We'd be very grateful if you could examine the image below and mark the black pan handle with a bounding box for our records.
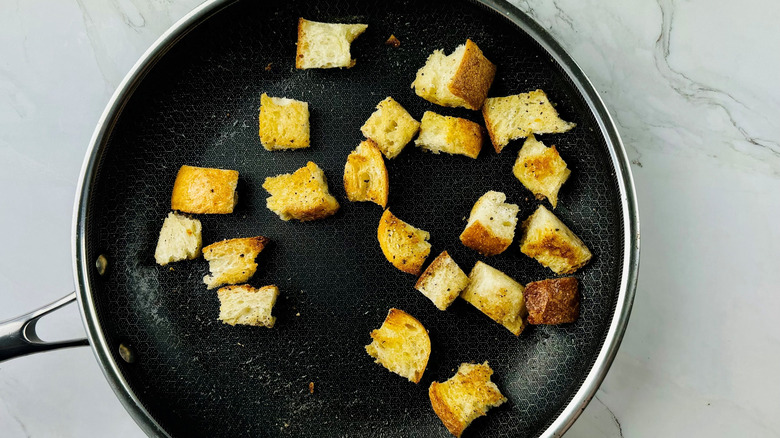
[0,292,89,362]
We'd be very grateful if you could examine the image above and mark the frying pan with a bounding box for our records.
[0,0,639,436]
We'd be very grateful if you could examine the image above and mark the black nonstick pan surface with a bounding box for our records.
[75,0,638,436]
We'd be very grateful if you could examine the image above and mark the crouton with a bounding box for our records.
[343,139,389,207]
[377,209,431,275]
[512,134,570,208]
[415,111,483,159]
[360,97,420,159]
[412,39,496,110]
[415,251,469,311]
[170,165,238,214]
[262,161,340,221]
[482,89,576,153]
[461,261,527,335]
[459,191,519,256]
[525,277,580,324]
[154,212,202,266]
[202,236,269,290]
[519,205,592,274]
[429,362,507,438]
[295,18,368,69]
[258,93,310,150]
[365,308,431,383]
[217,284,279,327]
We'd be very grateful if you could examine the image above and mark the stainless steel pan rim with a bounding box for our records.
[72,1,640,436]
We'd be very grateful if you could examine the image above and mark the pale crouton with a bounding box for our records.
[459,191,519,256]
[377,209,431,275]
[429,362,507,438]
[512,134,570,208]
[343,139,389,208]
[414,251,469,311]
[217,284,279,328]
[170,165,238,214]
[295,18,368,69]
[519,205,592,274]
[262,161,340,221]
[461,261,527,335]
[258,93,310,150]
[154,212,202,266]
[202,236,269,290]
[482,89,576,153]
[365,308,431,383]
[360,97,420,159]
[415,111,483,159]
[525,277,579,325]
[412,39,496,110]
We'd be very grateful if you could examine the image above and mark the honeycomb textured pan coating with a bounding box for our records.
[85,0,624,436]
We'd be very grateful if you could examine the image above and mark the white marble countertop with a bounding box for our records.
[1,1,778,436]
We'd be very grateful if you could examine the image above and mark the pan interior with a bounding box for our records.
[84,0,624,436]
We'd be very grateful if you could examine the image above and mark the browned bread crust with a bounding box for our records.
[448,39,497,110]
[377,209,431,275]
[170,165,238,214]
[459,221,509,256]
[525,277,579,324]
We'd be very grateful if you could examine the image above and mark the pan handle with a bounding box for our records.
[0,292,89,362]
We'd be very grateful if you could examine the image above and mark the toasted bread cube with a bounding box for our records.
[519,205,592,274]
[429,362,507,438]
[459,191,519,256]
[360,97,420,159]
[512,135,570,208]
[415,111,483,159]
[412,39,496,110]
[217,284,279,327]
[343,139,389,208]
[415,251,469,311]
[365,308,431,383]
[202,236,270,290]
[262,161,340,221]
[482,89,576,153]
[170,165,238,214]
[295,18,367,69]
[525,277,579,324]
[154,212,202,266]
[377,209,431,275]
[258,93,310,150]
[461,261,527,335]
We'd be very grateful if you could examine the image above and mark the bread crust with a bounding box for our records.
[377,209,431,275]
[525,277,579,324]
[170,165,238,214]
[448,39,497,110]
[343,139,389,207]
[459,221,511,256]
[295,17,306,69]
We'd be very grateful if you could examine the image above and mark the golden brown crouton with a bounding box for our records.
[525,277,580,324]
[415,111,483,159]
[343,139,389,208]
[377,209,431,275]
[461,261,527,335]
[460,191,519,256]
[170,165,238,214]
[360,97,421,159]
[262,161,340,221]
[415,251,469,311]
[412,39,496,110]
[258,93,310,150]
[217,284,279,327]
[519,205,592,274]
[512,135,571,208]
[429,362,507,438]
[296,18,368,69]
[365,308,431,383]
[202,236,270,290]
[482,89,576,153]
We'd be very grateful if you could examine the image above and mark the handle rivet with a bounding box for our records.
[95,255,108,276]
[118,343,135,363]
